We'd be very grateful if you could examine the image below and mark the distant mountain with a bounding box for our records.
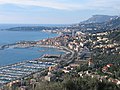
[71,15,120,33]
[81,15,118,24]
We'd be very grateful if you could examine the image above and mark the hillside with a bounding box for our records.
[105,17,120,30]
[74,15,120,33]
[81,15,117,24]
[108,29,120,42]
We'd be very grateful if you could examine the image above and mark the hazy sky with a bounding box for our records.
[0,0,120,24]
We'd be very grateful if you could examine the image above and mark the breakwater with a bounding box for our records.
[0,41,36,50]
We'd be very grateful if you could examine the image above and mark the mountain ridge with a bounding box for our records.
[81,15,118,24]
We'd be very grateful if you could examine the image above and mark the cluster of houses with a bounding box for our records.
[38,30,85,48]
[44,58,93,81]
[88,31,120,55]
[37,30,92,60]
[45,64,120,86]
[43,54,120,86]
[1,29,120,90]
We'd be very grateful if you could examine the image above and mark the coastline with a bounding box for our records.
[0,28,76,88]
[0,39,73,87]
[0,44,70,68]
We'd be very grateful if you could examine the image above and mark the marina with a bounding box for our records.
[0,54,59,87]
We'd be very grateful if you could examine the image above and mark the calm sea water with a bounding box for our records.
[0,30,57,45]
[0,30,64,66]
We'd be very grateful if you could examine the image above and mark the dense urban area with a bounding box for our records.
[0,15,120,90]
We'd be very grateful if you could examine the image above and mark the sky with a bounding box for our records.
[0,0,120,24]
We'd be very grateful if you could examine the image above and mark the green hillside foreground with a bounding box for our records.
[33,75,120,90]
[6,74,120,90]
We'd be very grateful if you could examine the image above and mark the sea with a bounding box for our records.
[0,24,65,66]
